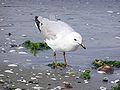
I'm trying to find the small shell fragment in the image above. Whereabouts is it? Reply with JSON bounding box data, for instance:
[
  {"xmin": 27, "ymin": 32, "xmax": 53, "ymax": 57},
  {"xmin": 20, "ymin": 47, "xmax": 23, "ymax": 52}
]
[
  {"xmin": 46, "ymin": 73, "xmax": 51, "ymax": 75},
  {"xmin": 115, "ymin": 36, "xmax": 120, "ymax": 39},
  {"xmin": 84, "ymin": 80, "xmax": 88, "ymax": 83},
  {"xmin": 65, "ymin": 76, "xmax": 69, "ymax": 78},
  {"xmin": 18, "ymin": 52, "xmax": 28, "ymax": 55},
  {"xmin": 100, "ymin": 86, "xmax": 107, "ymax": 90},
  {"xmin": 9, "ymin": 50, "xmax": 16, "ymax": 53},
  {"xmin": 15, "ymin": 88, "xmax": 22, "ymax": 90},
  {"xmin": 17, "ymin": 46, "xmax": 24, "ymax": 49},
  {"xmin": 51, "ymin": 78, "xmax": 57, "ymax": 81},
  {"xmin": 22, "ymin": 34, "xmax": 27, "ymax": 37},
  {"xmin": 32, "ymin": 86, "xmax": 44, "ymax": 90},
  {"xmin": 4, "ymin": 70, "xmax": 14, "ymax": 73},
  {"xmin": 31, "ymin": 77, "xmax": 37, "ymax": 80},
  {"xmin": 8, "ymin": 64, "xmax": 18, "ymax": 67},
  {"xmin": 0, "ymin": 74, "xmax": 4, "ymax": 77},
  {"xmin": 107, "ymin": 11, "xmax": 114, "ymax": 13},
  {"xmin": 114, "ymin": 79, "xmax": 120, "ymax": 83}
]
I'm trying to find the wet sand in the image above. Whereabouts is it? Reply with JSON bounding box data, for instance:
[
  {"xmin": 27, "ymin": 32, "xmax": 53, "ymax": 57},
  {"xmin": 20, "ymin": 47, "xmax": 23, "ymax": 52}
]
[
  {"xmin": 0, "ymin": 0, "xmax": 120, "ymax": 90},
  {"xmin": 0, "ymin": 61, "xmax": 120, "ymax": 90}
]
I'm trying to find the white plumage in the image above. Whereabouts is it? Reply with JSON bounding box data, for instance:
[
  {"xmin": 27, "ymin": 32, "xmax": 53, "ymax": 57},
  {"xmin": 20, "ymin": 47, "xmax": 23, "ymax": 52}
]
[{"xmin": 35, "ymin": 16, "xmax": 86, "ymax": 65}]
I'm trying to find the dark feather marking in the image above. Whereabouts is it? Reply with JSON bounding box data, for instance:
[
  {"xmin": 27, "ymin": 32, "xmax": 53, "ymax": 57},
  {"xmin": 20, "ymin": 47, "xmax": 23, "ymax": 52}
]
[{"xmin": 35, "ymin": 16, "xmax": 41, "ymax": 32}]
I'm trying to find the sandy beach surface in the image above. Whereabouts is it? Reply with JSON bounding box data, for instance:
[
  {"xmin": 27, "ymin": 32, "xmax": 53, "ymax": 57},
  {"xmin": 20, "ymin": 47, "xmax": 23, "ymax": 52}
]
[{"xmin": 0, "ymin": 0, "xmax": 120, "ymax": 90}]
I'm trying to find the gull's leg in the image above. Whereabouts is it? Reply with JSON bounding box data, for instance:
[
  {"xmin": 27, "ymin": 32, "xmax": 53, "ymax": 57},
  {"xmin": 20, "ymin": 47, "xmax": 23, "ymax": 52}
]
[
  {"xmin": 53, "ymin": 52, "xmax": 57, "ymax": 63},
  {"xmin": 63, "ymin": 52, "xmax": 67, "ymax": 65}
]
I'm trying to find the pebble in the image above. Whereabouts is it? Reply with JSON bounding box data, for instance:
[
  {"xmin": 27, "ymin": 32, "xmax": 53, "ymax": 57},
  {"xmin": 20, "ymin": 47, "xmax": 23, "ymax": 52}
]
[
  {"xmin": 0, "ymin": 18, "xmax": 4, "ymax": 21},
  {"xmin": 32, "ymin": 86, "xmax": 44, "ymax": 90},
  {"xmin": 8, "ymin": 64, "xmax": 18, "ymax": 67},
  {"xmin": 1, "ymin": 28, "xmax": 4, "ymax": 31},
  {"xmin": 46, "ymin": 73, "xmax": 51, "ymax": 75},
  {"xmin": 6, "ymin": 38, "xmax": 10, "ymax": 40},
  {"xmin": 53, "ymin": 86, "xmax": 64, "ymax": 90},
  {"xmin": 65, "ymin": 75, "xmax": 69, "ymax": 78},
  {"xmin": 3, "ymin": 60, "xmax": 9, "ymax": 62},
  {"xmin": 111, "ymin": 81, "xmax": 115, "ymax": 84},
  {"xmin": 97, "ymin": 71, "xmax": 106, "ymax": 74},
  {"xmin": 9, "ymin": 50, "xmax": 16, "ymax": 53},
  {"xmin": 12, "ymin": 84, "xmax": 15, "ymax": 87},
  {"xmin": 0, "ymin": 74, "xmax": 4, "ymax": 77},
  {"xmin": 31, "ymin": 77, "xmax": 37, "ymax": 80},
  {"xmin": 28, "ymin": 80, "xmax": 38, "ymax": 84},
  {"xmin": 75, "ymin": 76, "xmax": 79, "ymax": 79},
  {"xmin": 4, "ymin": 70, "xmax": 14, "ymax": 73},
  {"xmin": 117, "ymin": 12, "xmax": 120, "ymax": 14},
  {"xmin": 36, "ymin": 84, "xmax": 39, "ymax": 86},
  {"xmin": 1, "ymin": 3, "xmax": 5, "ymax": 5},
  {"xmin": 0, "ymin": 79, "xmax": 4, "ymax": 83},
  {"xmin": 11, "ymin": 40, "xmax": 16, "ymax": 42},
  {"xmin": 59, "ymin": 78, "xmax": 62, "ymax": 80},
  {"xmin": 100, "ymin": 86, "xmax": 107, "ymax": 90},
  {"xmin": 84, "ymin": 80, "xmax": 89, "ymax": 83},
  {"xmin": 17, "ymin": 46, "xmax": 24, "ymax": 49},
  {"xmin": 77, "ymin": 81, "xmax": 81, "ymax": 83},
  {"xmin": 38, "ymin": 73, "xmax": 43, "ymax": 75},
  {"xmin": 1, "ymin": 48, "xmax": 5, "ymax": 51},
  {"xmin": 19, "ymin": 69, "xmax": 23, "ymax": 71},
  {"xmin": 107, "ymin": 11, "xmax": 114, "ymax": 13},
  {"xmin": 36, "ymin": 76, "xmax": 42, "ymax": 78},
  {"xmin": 22, "ymin": 34, "xmax": 27, "ymax": 37},
  {"xmin": 115, "ymin": 36, "xmax": 120, "ymax": 39},
  {"xmin": 16, "ymin": 73, "xmax": 19, "ymax": 75},
  {"xmin": 26, "ymin": 83, "xmax": 29, "ymax": 86},
  {"xmin": 26, "ymin": 59, "xmax": 31, "ymax": 62},
  {"xmin": 10, "ymin": 44, "xmax": 17, "ymax": 47},
  {"xmin": 90, "ymin": 37, "xmax": 95, "ymax": 40},
  {"xmin": 78, "ymin": 69, "xmax": 81, "ymax": 72},
  {"xmin": 18, "ymin": 52, "xmax": 28, "ymax": 55},
  {"xmin": 15, "ymin": 88, "xmax": 22, "ymax": 90},
  {"xmin": 102, "ymin": 77, "xmax": 109, "ymax": 82},
  {"xmin": 8, "ymin": 23, "xmax": 13, "ymax": 26},
  {"xmin": 7, "ymin": 31, "xmax": 11, "ymax": 36},
  {"xmin": 51, "ymin": 78, "xmax": 57, "ymax": 81},
  {"xmin": 17, "ymin": 79, "xmax": 27, "ymax": 83},
  {"xmin": 66, "ymin": 71, "xmax": 75, "ymax": 75},
  {"xmin": 114, "ymin": 79, "xmax": 120, "ymax": 83}
]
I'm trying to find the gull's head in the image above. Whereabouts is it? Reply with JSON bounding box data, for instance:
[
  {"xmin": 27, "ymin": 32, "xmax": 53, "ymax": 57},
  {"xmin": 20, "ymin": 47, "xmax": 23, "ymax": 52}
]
[{"xmin": 69, "ymin": 32, "xmax": 86, "ymax": 49}]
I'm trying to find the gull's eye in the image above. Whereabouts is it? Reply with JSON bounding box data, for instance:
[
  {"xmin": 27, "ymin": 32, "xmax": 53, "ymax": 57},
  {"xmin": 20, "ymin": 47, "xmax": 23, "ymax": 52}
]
[
  {"xmin": 41, "ymin": 23, "xmax": 43, "ymax": 26},
  {"xmin": 74, "ymin": 39, "xmax": 77, "ymax": 41}
]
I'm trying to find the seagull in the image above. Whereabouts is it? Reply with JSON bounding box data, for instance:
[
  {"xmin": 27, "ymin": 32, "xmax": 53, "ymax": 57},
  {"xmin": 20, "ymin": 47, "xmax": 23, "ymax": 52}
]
[{"xmin": 34, "ymin": 16, "xmax": 86, "ymax": 65}]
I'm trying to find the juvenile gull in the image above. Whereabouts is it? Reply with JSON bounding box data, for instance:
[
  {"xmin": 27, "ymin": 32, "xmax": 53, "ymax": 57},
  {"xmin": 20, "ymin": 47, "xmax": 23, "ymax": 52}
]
[{"xmin": 35, "ymin": 16, "xmax": 86, "ymax": 65}]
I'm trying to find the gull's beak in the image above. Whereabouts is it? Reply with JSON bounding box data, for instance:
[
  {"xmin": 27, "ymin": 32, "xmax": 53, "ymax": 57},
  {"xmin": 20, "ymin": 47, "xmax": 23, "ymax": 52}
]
[
  {"xmin": 35, "ymin": 16, "xmax": 41, "ymax": 32},
  {"xmin": 80, "ymin": 44, "xmax": 86, "ymax": 49}
]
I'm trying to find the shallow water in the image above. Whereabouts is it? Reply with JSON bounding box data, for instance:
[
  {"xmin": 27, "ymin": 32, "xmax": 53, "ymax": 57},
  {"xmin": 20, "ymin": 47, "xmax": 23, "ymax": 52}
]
[
  {"xmin": 0, "ymin": 0, "xmax": 120, "ymax": 89},
  {"xmin": 0, "ymin": 0, "xmax": 120, "ymax": 67}
]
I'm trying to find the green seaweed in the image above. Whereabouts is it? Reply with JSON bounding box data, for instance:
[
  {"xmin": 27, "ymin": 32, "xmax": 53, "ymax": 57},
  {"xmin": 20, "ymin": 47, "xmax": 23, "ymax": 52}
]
[
  {"xmin": 112, "ymin": 83, "xmax": 120, "ymax": 90},
  {"xmin": 80, "ymin": 70, "xmax": 91, "ymax": 80},
  {"xmin": 22, "ymin": 40, "xmax": 50, "ymax": 56},
  {"xmin": 92, "ymin": 59, "xmax": 120, "ymax": 68},
  {"xmin": 48, "ymin": 62, "xmax": 66, "ymax": 69}
]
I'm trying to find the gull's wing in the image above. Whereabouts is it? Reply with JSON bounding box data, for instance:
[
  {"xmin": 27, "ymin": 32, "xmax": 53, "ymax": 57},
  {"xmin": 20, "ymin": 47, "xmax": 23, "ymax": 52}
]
[{"xmin": 35, "ymin": 16, "xmax": 74, "ymax": 40}]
